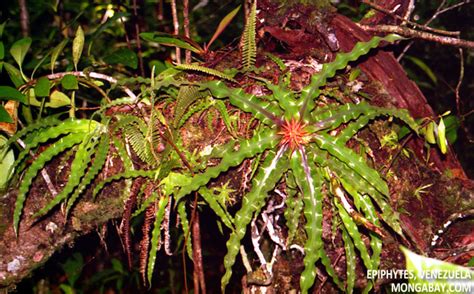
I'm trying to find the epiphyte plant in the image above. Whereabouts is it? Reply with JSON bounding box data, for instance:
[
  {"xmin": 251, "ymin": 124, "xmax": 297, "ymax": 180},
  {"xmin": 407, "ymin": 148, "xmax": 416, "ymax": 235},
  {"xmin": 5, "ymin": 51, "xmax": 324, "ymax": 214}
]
[{"xmin": 174, "ymin": 33, "xmax": 420, "ymax": 292}]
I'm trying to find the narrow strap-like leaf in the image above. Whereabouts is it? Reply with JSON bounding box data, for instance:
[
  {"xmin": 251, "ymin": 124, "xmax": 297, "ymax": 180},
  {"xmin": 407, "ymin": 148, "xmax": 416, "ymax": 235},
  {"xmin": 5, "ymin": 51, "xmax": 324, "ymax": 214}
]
[
  {"xmin": 300, "ymin": 34, "xmax": 403, "ymax": 117},
  {"xmin": 221, "ymin": 146, "xmax": 288, "ymax": 292},
  {"xmin": 291, "ymin": 150, "xmax": 338, "ymax": 292},
  {"xmin": 336, "ymin": 201, "xmax": 373, "ymax": 271},
  {"xmin": 13, "ymin": 132, "xmax": 85, "ymax": 234},
  {"xmin": 32, "ymin": 131, "xmax": 102, "ymax": 220},
  {"xmin": 199, "ymin": 187, "xmax": 234, "ymax": 230},
  {"xmin": 313, "ymin": 133, "xmax": 389, "ymax": 196},
  {"xmin": 147, "ymin": 194, "xmax": 169, "ymax": 285},
  {"xmin": 291, "ymin": 150, "xmax": 322, "ymax": 293},
  {"xmin": 328, "ymin": 156, "xmax": 403, "ymax": 236},
  {"xmin": 175, "ymin": 63, "xmax": 236, "ymax": 83},
  {"xmin": 176, "ymin": 129, "xmax": 278, "ymax": 202},
  {"xmin": 66, "ymin": 132, "xmax": 110, "ymax": 214},
  {"xmin": 202, "ymin": 80, "xmax": 283, "ymax": 125},
  {"xmin": 177, "ymin": 200, "xmax": 193, "ymax": 260},
  {"xmin": 341, "ymin": 226, "xmax": 356, "ymax": 294},
  {"xmin": 93, "ymin": 169, "xmax": 159, "ymax": 199},
  {"xmin": 11, "ymin": 119, "xmax": 100, "ymax": 175}
]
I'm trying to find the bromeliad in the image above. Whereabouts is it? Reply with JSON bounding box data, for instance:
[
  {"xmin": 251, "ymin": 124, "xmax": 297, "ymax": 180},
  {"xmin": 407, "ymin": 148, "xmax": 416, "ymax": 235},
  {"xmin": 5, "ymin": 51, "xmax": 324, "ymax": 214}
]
[{"xmin": 173, "ymin": 34, "xmax": 421, "ymax": 292}]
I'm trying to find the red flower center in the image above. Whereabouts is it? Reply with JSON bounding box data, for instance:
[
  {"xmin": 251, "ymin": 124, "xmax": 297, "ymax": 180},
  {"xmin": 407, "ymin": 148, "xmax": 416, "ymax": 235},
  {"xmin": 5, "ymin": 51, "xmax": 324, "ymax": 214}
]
[{"xmin": 278, "ymin": 118, "xmax": 309, "ymax": 151}]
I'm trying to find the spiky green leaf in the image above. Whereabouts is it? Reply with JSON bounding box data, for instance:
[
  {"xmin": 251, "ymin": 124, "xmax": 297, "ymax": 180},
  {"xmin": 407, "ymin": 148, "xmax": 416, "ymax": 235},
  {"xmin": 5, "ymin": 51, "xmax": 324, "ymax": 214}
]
[
  {"xmin": 147, "ymin": 194, "xmax": 169, "ymax": 284},
  {"xmin": 176, "ymin": 129, "xmax": 278, "ymax": 202},
  {"xmin": 221, "ymin": 146, "xmax": 288, "ymax": 291}
]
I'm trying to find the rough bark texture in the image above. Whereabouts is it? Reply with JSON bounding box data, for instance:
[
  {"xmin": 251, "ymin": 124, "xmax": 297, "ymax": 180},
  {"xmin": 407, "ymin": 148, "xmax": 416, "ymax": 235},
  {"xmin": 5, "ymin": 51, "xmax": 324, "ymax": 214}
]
[{"xmin": 0, "ymin": 150, "xmax": 126, "ymax": 290}]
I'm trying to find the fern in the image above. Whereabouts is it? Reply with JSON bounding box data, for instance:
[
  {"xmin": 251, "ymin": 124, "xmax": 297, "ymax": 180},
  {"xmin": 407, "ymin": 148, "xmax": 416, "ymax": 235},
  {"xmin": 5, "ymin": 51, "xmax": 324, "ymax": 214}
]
[
  {"xmin": 173, "ymin": 86, "xmax": 208, "ymax": 128},
  {"xmin": 175, "ymin": 63, "xmax": 237, "ymax": 83},
  {"xmin": 241, "ymin": 0, "xmax": 257, "ymax": 71}
]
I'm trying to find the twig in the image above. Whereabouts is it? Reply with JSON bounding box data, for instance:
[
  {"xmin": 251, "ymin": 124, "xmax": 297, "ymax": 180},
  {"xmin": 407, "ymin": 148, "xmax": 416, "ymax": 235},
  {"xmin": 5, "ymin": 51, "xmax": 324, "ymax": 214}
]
[
  {"xmin": 171, "ymin": 0, "xmax": 181, "ymax": 63},
  {"xmin": 132, "ymin": 0, "xmax": 145, "ymax": 76},
  {"xmin": 156, "ymin": 0, "xmax": 164, "ymax": 21},
  {"xmin": 32, "ymin": 71, "xmax": 137, "ymax": 101},
  {"xmin": 251, "ymin": 217, "xmax": 267, "ymax": 268},
  {"xmin": 183, "ymin": 0, "xmax": 192, "ymax": 64},
  {"xmin": 455, "ymin": 48, "xmax": 469, "ymax": 137},
  {"xmin": 430, "ymin": 209, "xmax": 474, "ymax": 249},
  {"xmin": 240, "ymin": 245, "xmax": 253, "ymax": 273},
  {"xmin": 359, "ymin": 24, "xmax": 474, "ymax": 49},
  {"xmin": 401, "ymin": 0, "xmax": 415, "ymax": 25},
  {"xmin": 398, "ymin": 0, "xmax": 470, "ymax": 60},
  {"xmin": 18, "ymin": 0, "xmax": 30, "ymax": 37},
  {"xmin": 361, "ymin": 0, "xmax": 461, "ymax": 37},
  {"xmin": 191, "ymin": 209, "xmax": 206, "ymax": 294},
  {"xmin": 429, "ymin": 0, "xmax": 471, "ymax": 24}
]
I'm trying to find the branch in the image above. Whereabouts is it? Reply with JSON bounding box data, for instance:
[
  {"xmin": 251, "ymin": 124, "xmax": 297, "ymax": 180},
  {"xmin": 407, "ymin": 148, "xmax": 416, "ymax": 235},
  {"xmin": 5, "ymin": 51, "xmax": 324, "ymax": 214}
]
[
  {"xmin": 18, "ymin": 0, "xmax": 30, "ymax": 37},
  {"xmin": 24, "ymin": 71, "xmax": 138, "ymax": 102},
  {"xmin": 358, "ymin": 24, "xmax": 474, "ymax": 49},
  {"xmin": 361, "ymin": 0, "xmax": 461, "ymax": 36},
  {"xmin": 0, "ymin": 163, "xmax": 126, "ymax": 289}
]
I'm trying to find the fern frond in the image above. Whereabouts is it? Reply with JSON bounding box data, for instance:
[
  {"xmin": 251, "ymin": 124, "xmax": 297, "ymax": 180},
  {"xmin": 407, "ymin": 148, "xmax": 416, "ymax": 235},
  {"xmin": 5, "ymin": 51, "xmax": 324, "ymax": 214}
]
[
  {"xmin": 177, "ymin": 98, "xmax": 212, "ymax": 128},
  {"xmin": 123, "ymin": 122, "xmax": 155, "ymax": 165},
  {"xmin": 173, "ymin": 86, "xmax": 208, "ymax": 128},
  {"xmin": 176, "ymin": 63, "xmax": 237, "ymax": 83},
  {"xmin": 213, "ymin": 100, "xmax": 239, "ymax": 137},
  {"xmin": 139, "ymin": 193, "xmax": 155, "ymax": 285},
  {"xmin": 99, "ymin": 97, "xmax": 136, "ymax": 113},
  {"xmin": 241, "ymin": 0, "xmax": 257, "ymax": 71}
]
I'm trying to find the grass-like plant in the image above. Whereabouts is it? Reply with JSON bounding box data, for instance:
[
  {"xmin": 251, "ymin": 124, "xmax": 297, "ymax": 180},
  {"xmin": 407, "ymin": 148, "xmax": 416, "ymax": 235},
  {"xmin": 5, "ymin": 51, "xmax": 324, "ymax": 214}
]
[{"xmin": 173, "ymin": 34, "xmax": 420, "ymax": 292}]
